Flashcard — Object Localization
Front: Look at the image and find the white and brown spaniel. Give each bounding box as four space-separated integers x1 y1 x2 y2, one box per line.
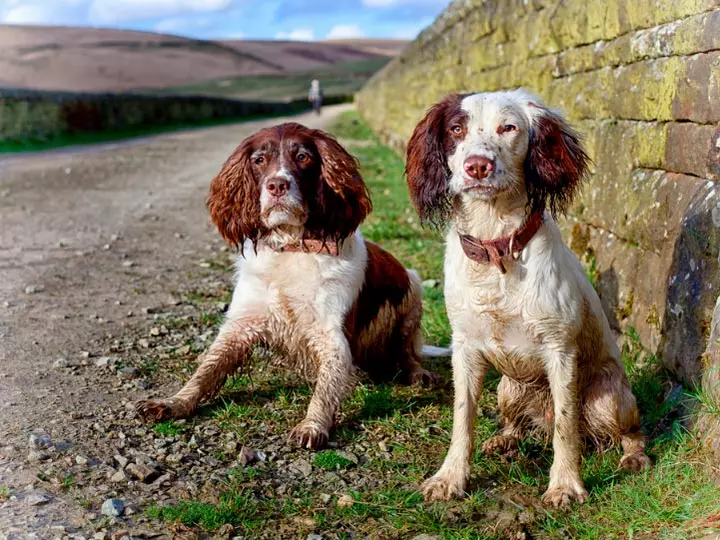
405 90 650 507
138 122 436 449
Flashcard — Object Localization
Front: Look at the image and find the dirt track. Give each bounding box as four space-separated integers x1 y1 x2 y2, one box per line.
0 105 351 538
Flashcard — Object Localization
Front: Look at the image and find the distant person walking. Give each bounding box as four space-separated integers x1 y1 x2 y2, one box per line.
308 79 323 115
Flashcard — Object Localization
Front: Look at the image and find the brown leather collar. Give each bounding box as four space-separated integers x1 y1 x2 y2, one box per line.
458 211 544 274
271 238 340 256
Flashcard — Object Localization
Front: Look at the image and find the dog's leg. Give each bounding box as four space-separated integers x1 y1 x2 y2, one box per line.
137 317 264 421
289 328 354 450
482 375 532 456
421 339 487 501
400 277 439 386
583 360 651 472
542 347 588 507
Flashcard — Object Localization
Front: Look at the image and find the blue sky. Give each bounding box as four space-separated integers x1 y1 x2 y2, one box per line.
0 0 450 40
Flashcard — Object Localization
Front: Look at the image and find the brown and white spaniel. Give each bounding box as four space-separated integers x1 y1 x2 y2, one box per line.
137 122 436 449
406 90 650 507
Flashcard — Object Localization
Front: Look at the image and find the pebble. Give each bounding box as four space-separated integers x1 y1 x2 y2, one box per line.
422 279 439 288
95 356 117 368
24 285 44 294
114 455 129 469
111 470 128 483
337 494 354 508
307 535 323 540
53 357 72 369
75 455 89 465
290 458 312 478
117 367 140 380
122 261 136 268
335 450 358 466
28 433 53 450
26 493 52 506
101 498 125 517
238 446 256 466
27 450 51 462
126 463 158 483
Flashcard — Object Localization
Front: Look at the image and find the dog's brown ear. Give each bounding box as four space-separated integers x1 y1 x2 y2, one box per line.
524 104 590 217
206 137 266 252
405 94 463 228
308 129 372 242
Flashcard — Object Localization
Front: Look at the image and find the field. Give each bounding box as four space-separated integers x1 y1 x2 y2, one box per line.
155 58 390 101
0 25 404 93
127 111 720 539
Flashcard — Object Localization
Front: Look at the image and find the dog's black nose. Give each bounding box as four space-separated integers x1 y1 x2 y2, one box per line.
464 156 494 179
266 178 290 197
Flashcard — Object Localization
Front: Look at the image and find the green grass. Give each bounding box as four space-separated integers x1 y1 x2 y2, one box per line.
314 451 355 471
0 108 305 154
160 58 388 101
144 112 720 539
153 420 185 437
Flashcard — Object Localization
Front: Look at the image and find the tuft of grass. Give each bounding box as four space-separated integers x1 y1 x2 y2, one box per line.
0 486 8 500
152 420 185 437
314 451 354 470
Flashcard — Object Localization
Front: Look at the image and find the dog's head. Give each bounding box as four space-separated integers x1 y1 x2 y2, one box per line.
405 90 589 226
207 122 371 250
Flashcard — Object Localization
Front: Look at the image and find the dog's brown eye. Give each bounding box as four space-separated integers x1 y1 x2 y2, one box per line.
254 156 265 165
297 152 309 163
450 125 463 135
501 124 517 134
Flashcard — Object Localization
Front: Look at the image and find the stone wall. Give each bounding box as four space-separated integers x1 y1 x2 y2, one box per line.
357 0 720 382
0 89 352 143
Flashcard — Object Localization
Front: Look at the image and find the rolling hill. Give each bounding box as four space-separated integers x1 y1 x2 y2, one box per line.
0 25 407 93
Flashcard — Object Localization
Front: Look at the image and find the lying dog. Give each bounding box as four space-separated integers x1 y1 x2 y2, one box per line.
405 90 651 506
138 122 435 448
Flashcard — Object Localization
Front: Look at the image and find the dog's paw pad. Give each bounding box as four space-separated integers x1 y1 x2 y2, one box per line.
420 475 465 502
289 420 329 450
481 435 519 456
541 484 588 508
619 452 652 473
135 398 189 423
408 367 441 387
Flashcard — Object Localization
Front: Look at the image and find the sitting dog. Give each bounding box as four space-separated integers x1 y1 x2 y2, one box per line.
404 90 651 506
138 122 435 448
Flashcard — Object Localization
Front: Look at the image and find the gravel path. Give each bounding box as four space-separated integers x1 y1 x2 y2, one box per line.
0 105 352 539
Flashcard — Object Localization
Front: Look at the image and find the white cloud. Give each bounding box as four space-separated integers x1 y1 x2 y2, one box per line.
2 4 55 24
275 27 314 41
89 0 232 25
325 23 364 40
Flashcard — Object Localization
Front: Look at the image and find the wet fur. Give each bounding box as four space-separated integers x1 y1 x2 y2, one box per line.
405 90 650 507
137 123 435 449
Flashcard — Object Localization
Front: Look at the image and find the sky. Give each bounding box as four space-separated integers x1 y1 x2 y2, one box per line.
0 0 451 40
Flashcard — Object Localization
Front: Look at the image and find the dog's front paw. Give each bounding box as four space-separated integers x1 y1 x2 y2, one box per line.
481 435 519 456
421 472 466 501
289 419 329 450
619 452 652 473
136 398 192 423
408 367 441 387
541 482 588 508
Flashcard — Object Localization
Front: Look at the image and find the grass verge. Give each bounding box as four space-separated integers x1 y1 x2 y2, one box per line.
0 107 307 154
143 111 720 539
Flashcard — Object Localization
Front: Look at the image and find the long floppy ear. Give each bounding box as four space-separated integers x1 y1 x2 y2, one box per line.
206 138 266 251
405 94 463 228
523 100 590 217
306 130 372 242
